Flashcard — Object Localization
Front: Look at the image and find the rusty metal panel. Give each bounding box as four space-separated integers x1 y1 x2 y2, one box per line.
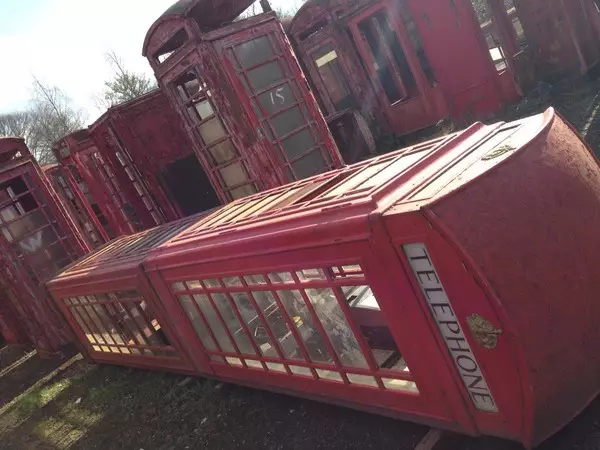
288 0 523 140
53 130 136 237
0 137 90 356
88 90 221 224
43 164 110 249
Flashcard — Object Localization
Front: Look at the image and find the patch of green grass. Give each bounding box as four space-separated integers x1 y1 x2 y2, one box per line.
17 379 74 417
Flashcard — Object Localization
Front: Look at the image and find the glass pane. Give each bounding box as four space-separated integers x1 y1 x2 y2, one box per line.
230 185 257 200
231 292 278 357
245 359 264 369
246 61 285 92
208 139 238 165
194 100 214 120
202 278 221 289
358 14 405 103
382 378 419 393
93 304 126 347
70 307 96 344
198 118 227 145
193 294 235 353
283 129 318 162
223 277 242 287
270 107 306 138
315 369 343 382
172 282 186 291
268 272 294 284
278 290 334 364
245 275 266 285
342 286 380 310
266 362 287 372
125 167 135 181
289 365 312 377
258 83 296 116
220 163 249 188
306 288 368 369
0 204 19 222
291 150 326 180
179 295 218 351
46 242 70 268
378 10 416 93
252 291 303 360
330 265 364 279
75 306 104 345
8 209 47 242
347 373 378 387
314 45 355 110
210 293 256 355
226 357 243 366
297 269 325 282
130 304 163 348
234 36 275 68
185 280 203 290
341 285 409 372
19 226 59 255
184 77 202 98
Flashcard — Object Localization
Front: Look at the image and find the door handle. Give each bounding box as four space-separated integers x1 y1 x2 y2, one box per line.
467 314 503 350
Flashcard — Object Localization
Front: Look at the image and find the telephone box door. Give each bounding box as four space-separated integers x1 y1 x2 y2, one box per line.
347 2 448 135
159 241 476 433
217 20 342 185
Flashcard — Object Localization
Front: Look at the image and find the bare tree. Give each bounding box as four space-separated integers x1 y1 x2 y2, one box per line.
470 0 515 23
0 111 34 140
0 110 44 161
96 51 156 110
239 1 301 20
0 80 86 165
29 78 86 164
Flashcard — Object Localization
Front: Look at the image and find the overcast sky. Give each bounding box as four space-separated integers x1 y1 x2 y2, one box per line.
0 0 302 122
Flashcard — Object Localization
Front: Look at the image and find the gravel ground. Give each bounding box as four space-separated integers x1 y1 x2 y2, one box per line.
2 352 600 450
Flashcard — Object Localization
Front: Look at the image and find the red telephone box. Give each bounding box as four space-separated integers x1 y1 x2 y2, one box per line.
43 164 109 249
53 130 140 237
46 213 209 373
512 0 600 78
289 0 521 142
0 138 89 356
48 108 600 446
143 0 344 204
88 90 220 221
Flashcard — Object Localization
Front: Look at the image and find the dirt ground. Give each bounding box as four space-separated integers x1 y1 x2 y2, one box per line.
3 75 600 450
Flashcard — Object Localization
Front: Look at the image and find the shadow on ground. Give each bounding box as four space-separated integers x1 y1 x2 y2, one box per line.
0 357 429 450
0 346 68 410
3 354 600 450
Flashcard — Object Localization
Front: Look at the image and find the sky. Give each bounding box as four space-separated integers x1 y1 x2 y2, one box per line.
0 0 302 123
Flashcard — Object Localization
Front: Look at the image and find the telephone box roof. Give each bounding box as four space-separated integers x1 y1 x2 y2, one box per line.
143 0 256 56
289 0 367 34
52 129 92 152
143 109 554 268
156 0 255 28
48 212 212 287
88 89 162 133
